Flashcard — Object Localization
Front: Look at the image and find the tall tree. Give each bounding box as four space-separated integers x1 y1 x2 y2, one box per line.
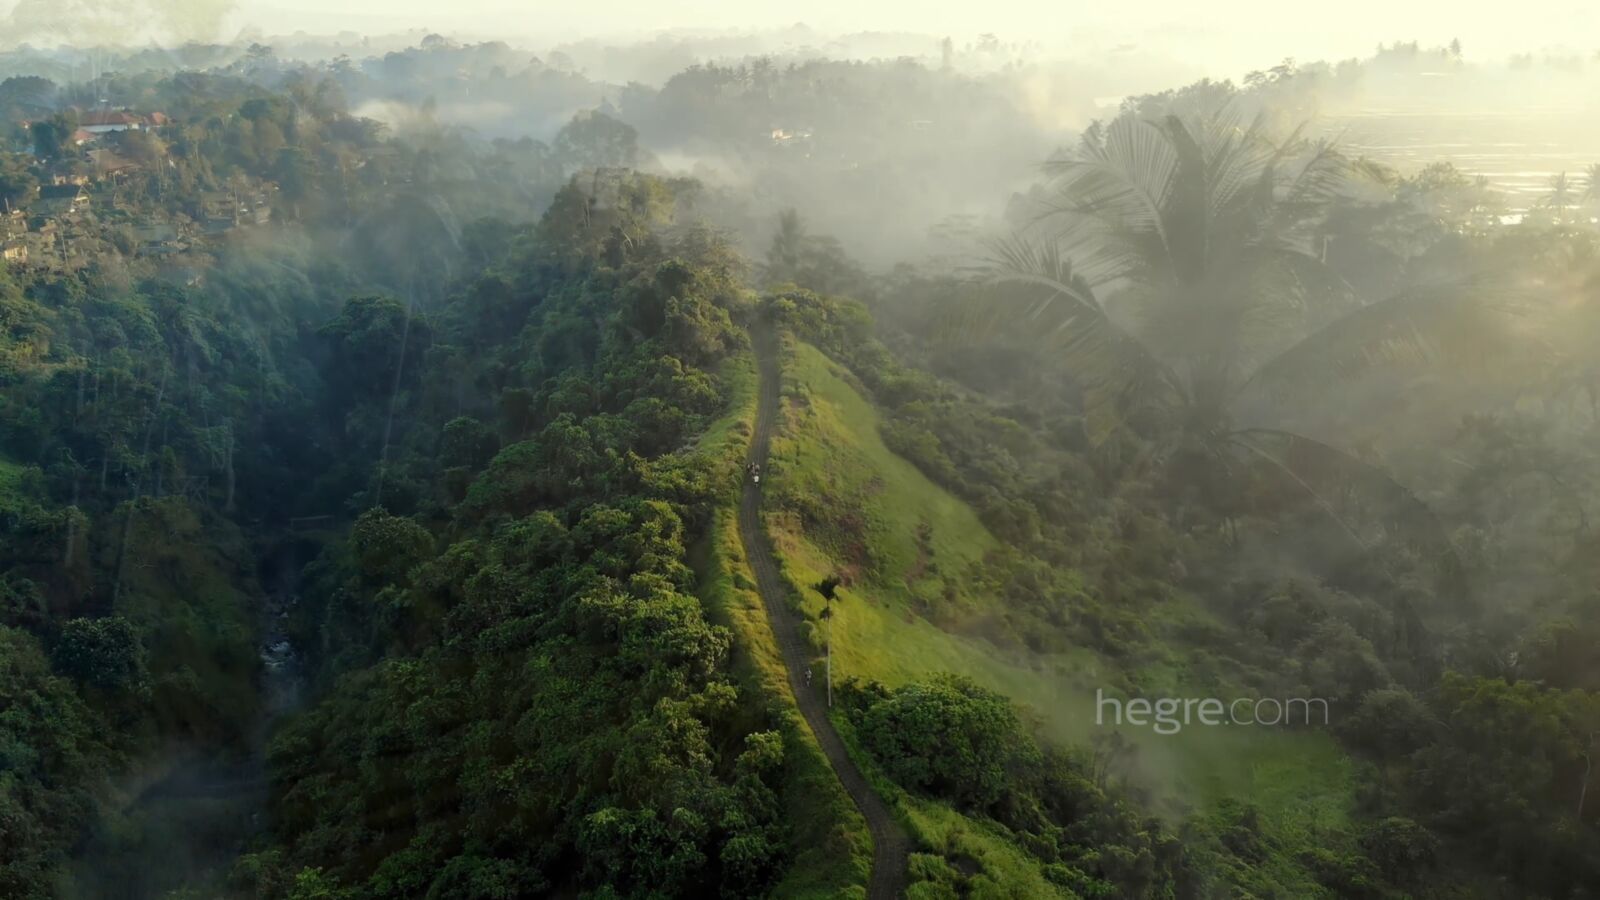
986 105 1515 596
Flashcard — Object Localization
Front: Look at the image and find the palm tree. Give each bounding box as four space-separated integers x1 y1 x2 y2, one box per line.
986 106 1513 599
1546 171 1576 224
1582 164 1600 222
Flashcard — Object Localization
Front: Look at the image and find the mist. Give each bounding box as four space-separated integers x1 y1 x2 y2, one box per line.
2 6 1600 899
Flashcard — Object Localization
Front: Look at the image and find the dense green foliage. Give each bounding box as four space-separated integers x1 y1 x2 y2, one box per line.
2 37 1600 900
0 624 119 894
844 675 1190 898
226 173 807 898
755 86 1600 892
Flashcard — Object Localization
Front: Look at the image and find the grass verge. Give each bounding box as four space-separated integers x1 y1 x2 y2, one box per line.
691 347 873 899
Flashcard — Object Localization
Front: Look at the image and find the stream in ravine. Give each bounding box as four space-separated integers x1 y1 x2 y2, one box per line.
62 537 313 899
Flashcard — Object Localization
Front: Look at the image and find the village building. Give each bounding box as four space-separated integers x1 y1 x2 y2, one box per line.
78 110 143 134
20 231 59 268
131 220 183 256
33 183 87 217
0 208 27 238
197 182 277 234
89 148 140 178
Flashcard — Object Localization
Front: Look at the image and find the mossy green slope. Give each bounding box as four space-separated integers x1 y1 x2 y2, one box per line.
761 337 1359 896
692 349 874 899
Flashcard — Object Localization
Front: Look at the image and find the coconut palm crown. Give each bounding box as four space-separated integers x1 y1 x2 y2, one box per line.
985 104 1521 604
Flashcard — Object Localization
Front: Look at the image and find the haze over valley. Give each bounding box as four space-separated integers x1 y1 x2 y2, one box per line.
1 3 1599 899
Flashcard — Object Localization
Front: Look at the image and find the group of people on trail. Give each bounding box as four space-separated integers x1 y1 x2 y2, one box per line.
745 461 762 485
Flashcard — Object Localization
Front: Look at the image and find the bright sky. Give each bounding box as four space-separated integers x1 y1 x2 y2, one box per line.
228 0 1600 70
5 0 1600 78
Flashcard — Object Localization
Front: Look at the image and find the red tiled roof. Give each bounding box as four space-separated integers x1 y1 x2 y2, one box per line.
80 110 140 127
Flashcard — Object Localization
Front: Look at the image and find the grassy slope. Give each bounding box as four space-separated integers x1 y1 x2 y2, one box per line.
764 337 1357 894
690 349 873 899
763 339 1079 897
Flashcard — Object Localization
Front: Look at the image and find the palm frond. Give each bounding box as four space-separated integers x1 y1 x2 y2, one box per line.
1232 426 1465 609
1282 138 1352 207
1023 197 1156 287
1155 114 1216 283
1042 116 1179 255
1200 111 1282 222
1238 274 1526 402
975 233 1104 313
974 234 1184 437
1584 163 1600 203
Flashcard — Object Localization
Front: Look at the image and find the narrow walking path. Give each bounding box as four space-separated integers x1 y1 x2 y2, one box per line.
739 325 909 900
